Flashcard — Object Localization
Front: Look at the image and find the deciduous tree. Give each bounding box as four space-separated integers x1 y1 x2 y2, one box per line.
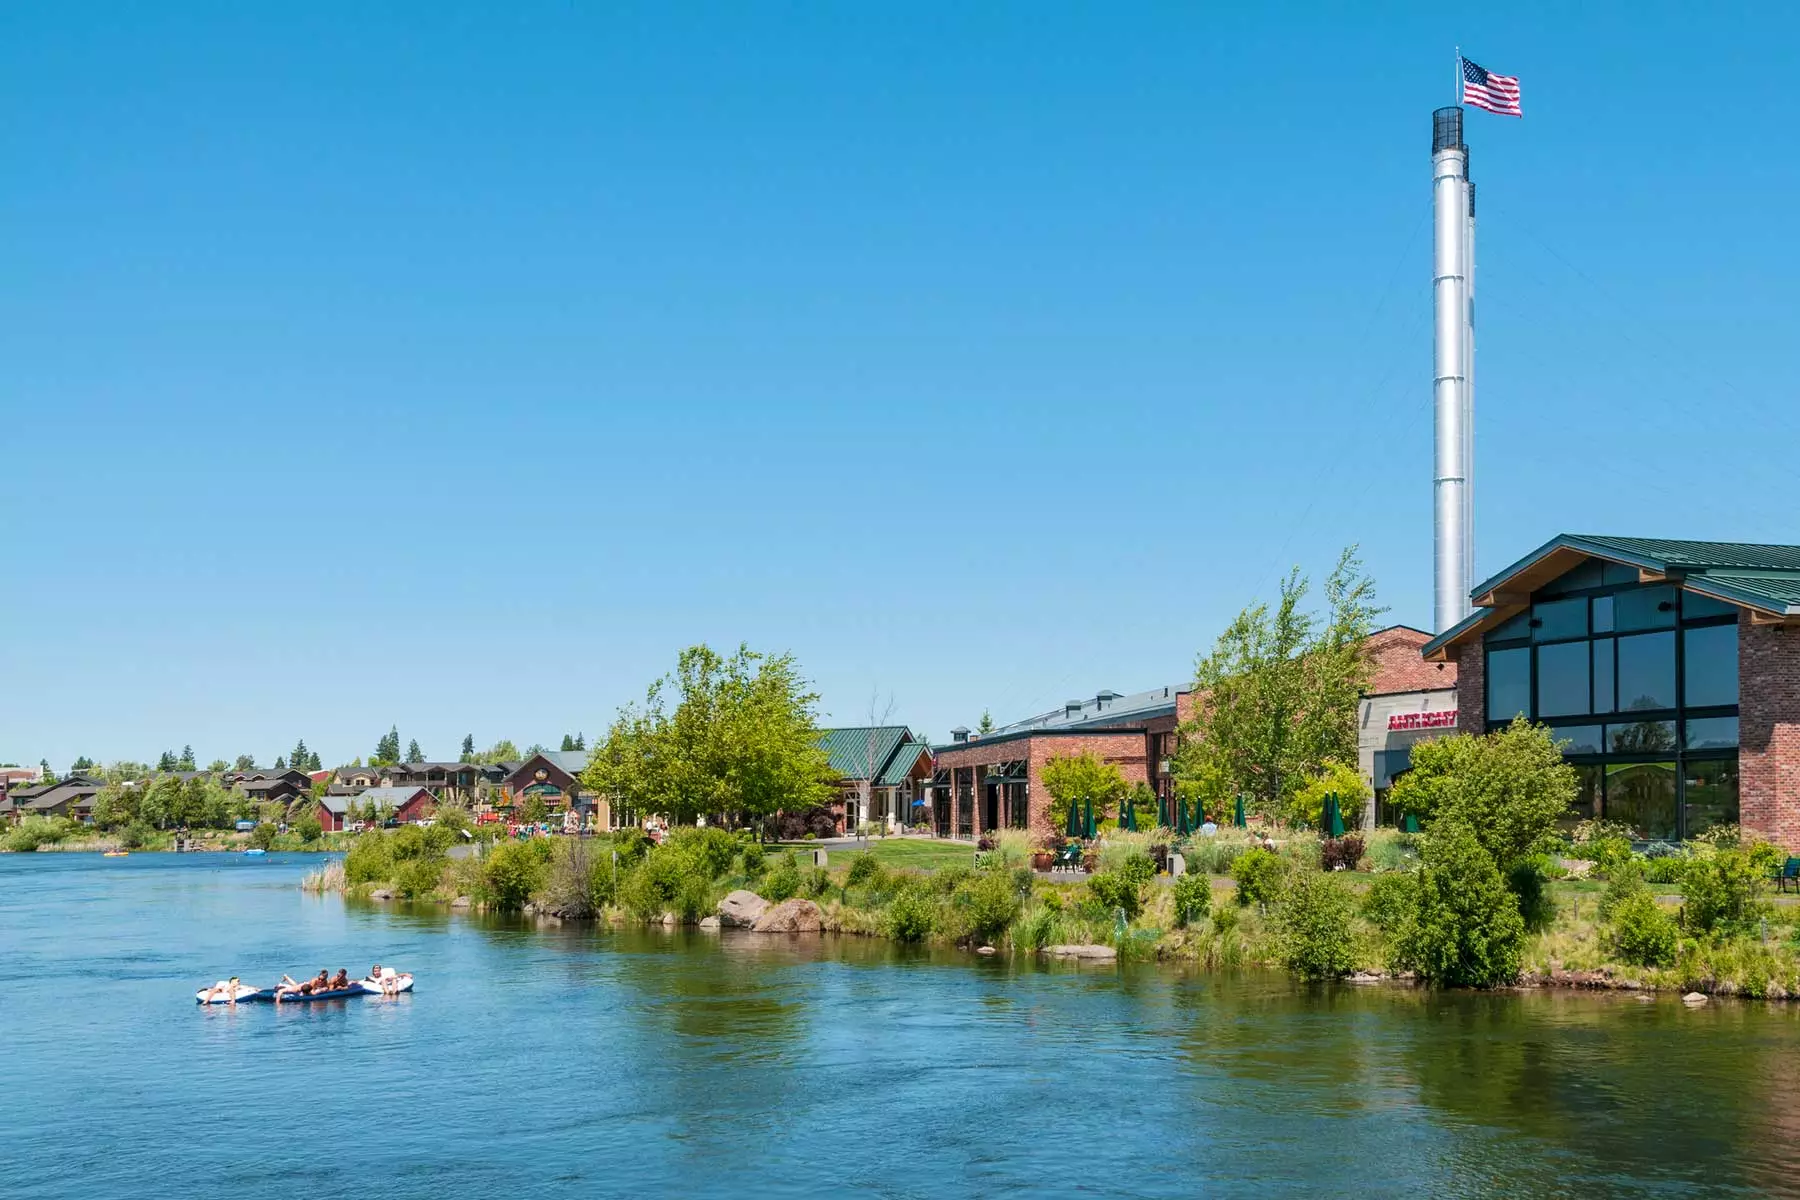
1040 751 1129 834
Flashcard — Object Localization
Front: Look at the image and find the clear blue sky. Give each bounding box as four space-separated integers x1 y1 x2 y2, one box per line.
4 4 1797 771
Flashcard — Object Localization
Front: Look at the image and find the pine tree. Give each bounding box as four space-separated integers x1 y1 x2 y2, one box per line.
574 732 585 750
234 754 256 771
291 739 311 773
310 749 323 771
70 755 94 773
374 725 400 765
157 750 178 772
560 734 575 751
460 734 475 762
405 739 424 764
274 756 287 769
179 744 196 770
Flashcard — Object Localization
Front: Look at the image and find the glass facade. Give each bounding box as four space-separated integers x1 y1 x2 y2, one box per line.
1485 568 1739 840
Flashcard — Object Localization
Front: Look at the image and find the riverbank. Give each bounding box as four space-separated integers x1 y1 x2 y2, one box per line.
323 824 1800 1002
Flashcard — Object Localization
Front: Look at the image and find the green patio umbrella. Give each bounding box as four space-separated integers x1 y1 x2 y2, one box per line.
1122 793 1137 832
1324 791 1346 838
1158 795 1170 830
1064 795 1083 839
1083 797 1096 840
1233 794 1247 828
1175 797 1189 835
1402 811 1421 834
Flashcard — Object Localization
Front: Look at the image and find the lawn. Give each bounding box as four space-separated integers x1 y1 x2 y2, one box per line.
774 836 975 873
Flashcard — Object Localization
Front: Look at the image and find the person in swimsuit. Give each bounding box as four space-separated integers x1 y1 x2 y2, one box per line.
201 977 242 1005
328 969 350 991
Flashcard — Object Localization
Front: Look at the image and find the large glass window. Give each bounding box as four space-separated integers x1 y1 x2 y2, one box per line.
1610 720 1677 754
1683 758 1739 840
1487 647 1530 723
1616 631 1676 712
1593 637 1616 713
1568 762 1603 824
1532 597 1588 642
1683 624 1739 708
1684 716 1739 751
1606 762 1678 841
1682 592 1738 620
1551 724 1605 755
1536 641 1589 716
1615 586 1677 632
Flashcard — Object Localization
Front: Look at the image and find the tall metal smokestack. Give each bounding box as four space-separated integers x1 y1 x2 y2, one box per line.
1431 106 1475 631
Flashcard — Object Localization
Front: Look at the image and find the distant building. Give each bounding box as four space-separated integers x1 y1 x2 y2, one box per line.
816 727 934 833
1 773 105 823
502 751 605 825
1356 625 1460 826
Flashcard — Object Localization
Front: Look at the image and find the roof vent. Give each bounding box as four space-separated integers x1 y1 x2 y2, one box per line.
1065 700 1084 717
1095 690 1122 708
950 726 970 743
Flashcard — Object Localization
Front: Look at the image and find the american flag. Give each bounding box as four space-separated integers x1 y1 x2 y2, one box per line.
1461 57 1521 117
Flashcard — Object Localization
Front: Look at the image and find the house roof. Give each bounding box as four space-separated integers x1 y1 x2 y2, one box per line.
241 777 300 793
318 794 350 815
1424 534 1800 659
818 727 915 782
351 786 432 806
540 750 590 776
877 743 932 787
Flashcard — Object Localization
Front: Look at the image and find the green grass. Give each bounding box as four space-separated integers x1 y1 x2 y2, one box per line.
774 837 975 873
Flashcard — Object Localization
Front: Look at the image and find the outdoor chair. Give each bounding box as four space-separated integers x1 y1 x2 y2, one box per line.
1053 842 1084 873
1777 857 1800 895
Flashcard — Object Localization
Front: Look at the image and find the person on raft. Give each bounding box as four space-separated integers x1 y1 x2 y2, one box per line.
201 977 242 1004
328 969 350 991
276 970 331 1001
368 963 401 995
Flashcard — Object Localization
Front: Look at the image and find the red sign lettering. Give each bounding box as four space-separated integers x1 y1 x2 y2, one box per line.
1388 710 1457 732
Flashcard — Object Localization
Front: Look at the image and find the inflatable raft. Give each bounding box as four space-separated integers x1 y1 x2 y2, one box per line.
196 981 261 1005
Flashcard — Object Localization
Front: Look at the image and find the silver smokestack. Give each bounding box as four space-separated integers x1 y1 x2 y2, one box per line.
1431 107 1474 631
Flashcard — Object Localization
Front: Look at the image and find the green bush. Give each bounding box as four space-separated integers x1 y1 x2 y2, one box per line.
1361 872 1416 935
1087 870 1146 920
801 867 832 900
1683 847 1765 936
951 872 1023 944
931 865 973 896
844 852 882 889
478 839 550 911
667 826 739 879
1506 858 1558 933
1168 873 1208 927
293 814 323 844
1387 720 1576 869
1609 893 1679 968
1644 855 1689 885
1745 839 1786 879
1230 848 1285 908
738 842 767 881
1182 837 1247 877
1598 858 1648 922
1391 822 1525 988
1586 836 1635 877
7 816 75 852
613 828 651 866
882 886 936 942
763 853 802 903
1273 870 1357 981
250 822 279 851
344 832 394 885
543 838 614 917
120 821 152 850
1365 833 1419 874
396 855 446 900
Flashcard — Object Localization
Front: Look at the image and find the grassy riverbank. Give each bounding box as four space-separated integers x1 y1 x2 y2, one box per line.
319 821 1800 1000
2 814 352 855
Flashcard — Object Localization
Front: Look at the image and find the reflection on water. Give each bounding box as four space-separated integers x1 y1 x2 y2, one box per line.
4 853 1798 1198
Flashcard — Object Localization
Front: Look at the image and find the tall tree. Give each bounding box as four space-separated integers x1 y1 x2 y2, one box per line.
157 750 178 772
274 756 287 770
69 755 95 774
584 643 835 827
1041 751 1129 833
372 725 401 766
206 758 230 773
40 759 58 785
460 734 475 762
572 732 585 751
405 739 424 763
1174 547 1384 819
560 734 576 752
290 739 312 774
234 754 257 771
976 709 996 735
178 744 196 770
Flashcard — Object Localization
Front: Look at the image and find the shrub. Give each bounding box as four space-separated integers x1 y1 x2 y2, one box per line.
1391 822 1525 988
1609 893 1679 968
1365 832 1418 873
931 865 973 896
396 855 446 900
1230 848 1285 908
801 867 832 900
1362 871 1416 935
1388 720 1576 868
1181 835 1248 877
1744 839 1786 879
1682 847 1765 936
478 839 549 911
1644 856 1688 885
1087 871 1146 921
120 821 152 850
293 814 323 844
667 826 738 880
344 832 394 885
250 822 279 851
1172 873 1212 927
990 828 1034 869
1289 760 1371 830
1586 837 1635 877
613 828 651 866
1506 858 1558 933
1598 859 1648 922
1274 870 1357 981
882 886 936 943
763 853 802 903
1320 835 1365 872
8 816 75 852
738 842 767 881
542 838 614 917
844 852 882 888
767 805 838 840
951 871 1023 944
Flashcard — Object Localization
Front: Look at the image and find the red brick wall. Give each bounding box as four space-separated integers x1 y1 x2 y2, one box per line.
933 732 1152 838
1450 642 1485 737
1366 626 1459 695
1739 623 1800 849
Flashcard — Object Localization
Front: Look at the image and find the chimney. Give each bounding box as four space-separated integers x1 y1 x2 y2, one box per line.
1431 105 1475 632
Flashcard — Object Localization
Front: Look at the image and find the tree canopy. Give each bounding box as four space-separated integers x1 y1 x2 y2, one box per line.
460 734 475 762
1174 547 1384 820
373 725 401 766
405 739 424 764
582 643 835 826
1040 751 1129 833
1387 719 1576 869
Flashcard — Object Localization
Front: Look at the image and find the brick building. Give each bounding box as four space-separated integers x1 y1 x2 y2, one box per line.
1423 534 1800 847
929 686 1185 841
1356 625 1460 825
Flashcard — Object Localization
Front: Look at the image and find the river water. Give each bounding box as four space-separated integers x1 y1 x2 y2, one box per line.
5 853 1799 1198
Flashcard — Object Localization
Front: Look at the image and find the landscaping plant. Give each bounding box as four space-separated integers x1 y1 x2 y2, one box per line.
1230 847 1285 909
1172 873 1212 927
1273 869 1357 981
1390 822 1525 988
1608 893 1679 968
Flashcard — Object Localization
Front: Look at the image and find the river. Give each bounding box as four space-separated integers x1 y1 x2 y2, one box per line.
4 852 1798 1197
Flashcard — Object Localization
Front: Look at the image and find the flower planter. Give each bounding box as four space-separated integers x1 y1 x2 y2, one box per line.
1031 852 1054 871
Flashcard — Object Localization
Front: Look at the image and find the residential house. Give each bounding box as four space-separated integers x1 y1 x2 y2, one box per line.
380 761 495 804
501 751 605 826
817 727 934 834
346 785 437 825
2 773 106 823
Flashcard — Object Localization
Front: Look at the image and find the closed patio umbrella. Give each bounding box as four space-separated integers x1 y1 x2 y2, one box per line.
1065 796 1083 839
1233 794 1247 828
1402 811 1421 834
1158 795 1170 830
1325 791 1346 838
1083 797 1096 840
1122 794 1137 832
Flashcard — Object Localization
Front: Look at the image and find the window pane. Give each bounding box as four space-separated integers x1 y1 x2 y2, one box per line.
1609 720 1678 754
1605 761 1678 841
1593 637 1615 714
1565 762 1603 827
1616 631 1676 711
1683 624 1739 708
1682 592 1738 621
1485 610 1530 643
1542 560 1605 596
1683 757 1739 840
1592 595 1614 633
1615 585 1677 632
1535 642 1590 716
1685 716 1739 751
1486 648 1530 724
1551 724 1605 755
1604 563 1641 586
1532 597 1588 642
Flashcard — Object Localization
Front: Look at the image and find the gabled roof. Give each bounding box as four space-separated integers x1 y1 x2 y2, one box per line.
539 750 590 776
1424 533 1800 659
877 743 932 787
351 785 433 805
817 727 915 782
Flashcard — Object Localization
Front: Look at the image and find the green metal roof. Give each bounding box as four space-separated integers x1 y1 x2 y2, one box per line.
817 726 916 782
1426 533 1800 658
877 744 931 787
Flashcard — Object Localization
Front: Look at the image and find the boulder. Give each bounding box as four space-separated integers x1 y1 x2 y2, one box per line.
1042 944 1117 961
976 945 998 956
1683 991 1709 1005
718 890 771 928
450 895 472 909
697 915 722 931
751 898 824 933
369 888 395 901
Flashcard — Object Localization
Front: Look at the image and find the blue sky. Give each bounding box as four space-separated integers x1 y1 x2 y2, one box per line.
4 4 1797 770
